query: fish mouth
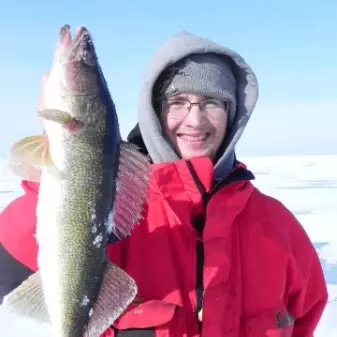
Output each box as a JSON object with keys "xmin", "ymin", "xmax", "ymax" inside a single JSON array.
[
  {"xmin": 59, "ymin": 24, "xmax": 98, "ymax": 67},
  {"xmin": 56, "ymin": 25, "xmax": 103, "ymax": 95}
]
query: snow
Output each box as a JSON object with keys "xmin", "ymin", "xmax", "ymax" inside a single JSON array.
[
  {"xmin": 81, "ymin": 295, "xmax": 90, "ymax": 307},
  {"xmin": 0, "ymin": 154, "xmax": 336, "ymax": 336},
  {"xmin": 93, "ymin": 233, "xmax": 104, "ymax": 248},
  {"xmin": 0, "ymin": 305, "xmax": 52, "ymax": 337}
]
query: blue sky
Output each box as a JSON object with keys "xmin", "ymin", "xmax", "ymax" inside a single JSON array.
[{"xmin": 0, "ymin": 0, "xmax": 336, "ymax": 158}]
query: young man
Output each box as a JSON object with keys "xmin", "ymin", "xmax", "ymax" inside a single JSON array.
[{"xmin": 0, "ymin": 31, "xmax": 328, "ymax": 337}]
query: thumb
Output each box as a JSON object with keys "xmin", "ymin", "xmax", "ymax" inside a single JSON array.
[{"xmin": 36, "ymin": 71, "xmax": 50, "ymax": 111}]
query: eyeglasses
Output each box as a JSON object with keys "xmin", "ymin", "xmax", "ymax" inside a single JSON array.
[{"xmin": 162, "ymin": 97, "xmax": 228, "ymax": 120}]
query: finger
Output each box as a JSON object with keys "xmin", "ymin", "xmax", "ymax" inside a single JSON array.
[
  {"xmin": 41, "ymin": 71, "xmax": 50, "ymax": 84},
  {"xmin": 37, "ymin": 71, "xmax": 50, "ymax": 111}
]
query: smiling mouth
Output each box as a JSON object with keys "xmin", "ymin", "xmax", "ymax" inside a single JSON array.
[{"xmin": 177, "ymin": 133, "xmax": 210, "ymax": 142}]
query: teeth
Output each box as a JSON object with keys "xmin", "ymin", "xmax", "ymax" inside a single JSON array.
[{"xmin": 179, "ymin": 134, "xmax": 208, "ymax": 142}]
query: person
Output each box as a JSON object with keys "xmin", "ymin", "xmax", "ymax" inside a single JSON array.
[{"xmin": 0, "ymin": 31, "xmax": 328, "ymax": 337}]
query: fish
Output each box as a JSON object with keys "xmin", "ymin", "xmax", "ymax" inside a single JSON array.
[{"xmin": 3, "ymin": 24, "xmax": 150, "ymax": 337}]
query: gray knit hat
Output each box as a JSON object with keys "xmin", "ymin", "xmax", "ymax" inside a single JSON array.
[{"xmin": 154, "ymin": 53, "xmax": 237, "ymax": 125}]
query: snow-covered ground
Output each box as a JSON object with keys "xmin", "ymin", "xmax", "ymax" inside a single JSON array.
[{"xmin": 0, "ymin": 154, "xmax": 336, "ymax": 336}]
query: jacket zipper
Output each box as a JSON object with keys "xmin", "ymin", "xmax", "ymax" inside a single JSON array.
[{"xmin": 185, "ymin": 161, "xmax": 255, "ymax": 332}]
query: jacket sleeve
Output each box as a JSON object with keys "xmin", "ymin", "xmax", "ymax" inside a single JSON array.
[
  {"xmin": 0, "ymin": 180, "xmax": 39, "ymax": 303},
  {"xmin": 0, "ymin": 243, "xmax": 34, "ymax": 304},
  {"xmin": 287, "ymin": 238, "xmax": 328, "ymax": 337}
]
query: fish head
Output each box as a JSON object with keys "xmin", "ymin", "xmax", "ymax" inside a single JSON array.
[{"xmin": 41, "ymin": 25, "xmax": 111, "ymax": 136}]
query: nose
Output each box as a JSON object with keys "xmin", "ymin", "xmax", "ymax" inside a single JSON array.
[{"xmin": 183, "ymin": 105, "xmax": 205, "ymax": 127}]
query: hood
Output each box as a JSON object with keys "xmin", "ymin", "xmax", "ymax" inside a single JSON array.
[{"xmin": 137, "ymin": 31, "xmax": 258, "ymax": 179}]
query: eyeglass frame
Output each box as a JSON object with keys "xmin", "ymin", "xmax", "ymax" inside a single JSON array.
[{"xmin": 161, "ymin": 97, "xmax": 229, "ymax": 119}]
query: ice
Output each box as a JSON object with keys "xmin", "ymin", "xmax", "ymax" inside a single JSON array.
[{"xmin": 0, "ymin": 154, "xmax": 336, "ymax": 335}]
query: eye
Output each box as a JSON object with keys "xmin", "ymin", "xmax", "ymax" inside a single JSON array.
[
  {"xmin": 202, "ymin": 99, "xmax": 223, "ymax": 110},
  {"xmin": 166, "ymin": 99, "xmax": 187, "ymax": 109}
]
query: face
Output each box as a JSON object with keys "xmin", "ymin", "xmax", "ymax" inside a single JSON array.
[{"xmin": 160, "ymin": 93, "xmax": 228, "ymax": 160}]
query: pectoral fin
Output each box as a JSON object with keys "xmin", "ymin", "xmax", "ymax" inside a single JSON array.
[
  {"xmin": 37, "ymin": 109, "xmax": 73, "ymax": 125},
  {"xmin": 9, "ymin": 134, "xmax": 50, "ymax": 182},
  {"xmin": 9, "ymin": 133, "xmax": 62, "ymax": 181}
]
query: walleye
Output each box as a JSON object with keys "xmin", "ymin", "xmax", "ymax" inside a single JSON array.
[{"xmin": 3, "ymin": 25, "xmax": 150, "ymax": 337}]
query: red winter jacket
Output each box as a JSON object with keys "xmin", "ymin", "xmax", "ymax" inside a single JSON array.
[{"xmin": 0, "ymin": 156, "xmax": 328, "ymax": 337}]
